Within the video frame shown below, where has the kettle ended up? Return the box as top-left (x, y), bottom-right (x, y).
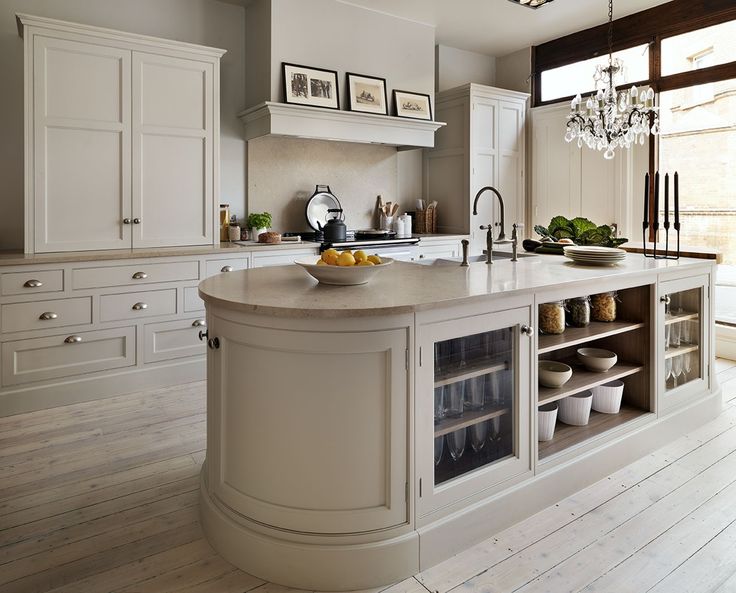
top-left (318, 208), bottom-right (347, 242)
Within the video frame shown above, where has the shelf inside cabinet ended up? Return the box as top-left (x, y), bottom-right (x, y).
top-left (664, 344), bottom-right (699, 359)
top-left (665, 311), bottom-right (698, 326)
top-left (435, 360), bottom-right (507, 387)
top-left (434, 406), bottom-right (510, 438)
top-left (538, 362), bottom-right (644, 405)
top-left (538, 405), bottom-right (653, 460)
top-left (537, 321), bottom-right (645, 354)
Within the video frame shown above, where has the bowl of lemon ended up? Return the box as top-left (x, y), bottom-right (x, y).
top-left (295, 249), bottom-right (393, 286)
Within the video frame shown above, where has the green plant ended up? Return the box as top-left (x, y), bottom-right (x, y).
top-left (247, 212), bottom-right (272, 230)
top-left (534, 216), bottom-right (628, 247)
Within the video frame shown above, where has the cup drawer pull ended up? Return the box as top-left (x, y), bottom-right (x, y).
top-left (64, 335), bottom-right (82, 344)
top-left (24, 279), bottom-right (43, 288)
top-left (132, 302), bottom-right (148, 311)
top-left (39, 312), bottom-right (58, 320)
top-left (192, 319), bottom-right (206, 327)
top-left (221, 265), bottom-right (234, 273)
top-left (132, 272), bottom-right (148, 280)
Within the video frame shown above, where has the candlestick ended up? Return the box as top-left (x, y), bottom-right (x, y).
top-left (664, 173), bottom-right (670, 228)
top-left (643, 172), bottom-right (649, 229)
top-left (674, 171), bottom-right (680, 226)
top-left (653, 171), bottom-right (659, 231)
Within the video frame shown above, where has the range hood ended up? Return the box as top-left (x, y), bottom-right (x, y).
top-left (238, 101), bottom-right (446, 149)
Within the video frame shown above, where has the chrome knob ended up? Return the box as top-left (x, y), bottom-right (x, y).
top-left (133, 218), bottom-right (141, 224)
top-left (198, 330), bottom-right (208, 341)
top-left (64, 335), bottom-right (82, 344)
top-left (24, 279), bottom-right (43, 288)
top-left (208, 337), bottom-right (220, 350)
top-left (520, 324), bottom-right (534, 336)
top-left (192, 319), bottom-right (206, 328)
top-left (221, 265), bottom-right (234, 273)
top-left (123, 218), bottom-right (131, 224)
top-left (132, 302), bottom-right (148, 311)
top-left (132, 272), bottom-right (148, 280)
top-left (39, 312), bottom-right (58, 320)
top-left (660, 295), bottom-right (671, 305)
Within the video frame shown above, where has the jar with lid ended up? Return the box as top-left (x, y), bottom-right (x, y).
top-left (591, 291), bottom-right (617, 322)
top-left (539, 301), bottom-right (566, 335)
top-left (566, 296), bottom-right (591, 328)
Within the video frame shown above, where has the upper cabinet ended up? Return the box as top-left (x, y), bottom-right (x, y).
top-left (424, 84), bottom-right (528, 255)
top-left (18, 14), bottom-right (225, 253)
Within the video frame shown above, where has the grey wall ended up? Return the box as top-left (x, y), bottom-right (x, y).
top-left (435, 44), bottom-right (496, 92)
top-left (496, 47), bottom-right (532, 94)
top-left (0, 0), bottom-right (246, 250)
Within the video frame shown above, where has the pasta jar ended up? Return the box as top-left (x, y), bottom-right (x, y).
top-left (591, 291), bottom-right (617, 322)
top-left (566, 296), bottom-right (591, 327)
top-left (539, 301), bottom-right (566, 335)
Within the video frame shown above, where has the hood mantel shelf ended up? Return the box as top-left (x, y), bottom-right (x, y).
top-left (238, 102), bottom-right (445, 149)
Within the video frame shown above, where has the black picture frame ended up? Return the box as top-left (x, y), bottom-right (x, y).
top-left (282, 62), bottom-right (339, 110)
top-left (346, 72), bottom-right (388, 115)
top-left (392, 89), bottom-right (433, 121)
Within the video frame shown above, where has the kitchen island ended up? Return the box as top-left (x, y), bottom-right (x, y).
top-left (198, 254), bottom-right (719, 590)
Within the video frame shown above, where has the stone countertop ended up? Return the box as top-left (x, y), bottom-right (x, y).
top-left (198, 253), bottom-right (714, 319)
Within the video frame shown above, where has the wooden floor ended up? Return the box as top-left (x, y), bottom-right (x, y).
top-left (2, 364), bottom-right (736, 593)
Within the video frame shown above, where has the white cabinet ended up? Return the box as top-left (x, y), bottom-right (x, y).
top-left (424, 84), bottom-right (528, 256)
top-left (19, 14), bottom-right (225, 253)
top-left (416, 240), bottom-right (462, 261)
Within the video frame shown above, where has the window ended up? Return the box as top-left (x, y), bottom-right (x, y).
top-left (661, 18), bottom-right (736, 76)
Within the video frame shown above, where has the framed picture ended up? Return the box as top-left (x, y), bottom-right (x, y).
top-left (346, 72), bottom-right (388, 115)
top-left (393, 90), bottom-right (433, 121)
top-left (282, 62), bottom-right (339, 110)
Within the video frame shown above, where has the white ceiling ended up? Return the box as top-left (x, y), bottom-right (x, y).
top-left (339, 0), bottom-right (672, 57)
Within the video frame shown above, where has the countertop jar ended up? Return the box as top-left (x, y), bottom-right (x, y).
top-left (539, 301), bottom-right (566, 335)
top-left (591, 291), bottom-right (617, 322)
top-left (567, 296), bottom-right (591, 327)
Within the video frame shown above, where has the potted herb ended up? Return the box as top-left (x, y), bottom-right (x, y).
top-left (247, 212), bottom-right (272, 240)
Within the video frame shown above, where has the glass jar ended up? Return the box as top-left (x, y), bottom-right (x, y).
top-left (539, 301), bottom-right (566, 335)
top-left (566, 296), bottom-right (591, 327)
top-left (591, 291), bottom-right (617, 322)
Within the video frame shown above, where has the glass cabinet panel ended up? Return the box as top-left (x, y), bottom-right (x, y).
top-left (663, 286), bottom-right (703, 393)
top-left (433, 327), bottom-right (515, 486)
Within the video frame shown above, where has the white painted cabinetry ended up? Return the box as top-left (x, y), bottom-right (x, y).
top-left (19, 14), bottom-right (225, 253)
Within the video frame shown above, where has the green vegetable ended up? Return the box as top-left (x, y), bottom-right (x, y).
top-left (247, 212), bottom-right (272, 230)
top-left (535, 216), bottom-right (627, 248)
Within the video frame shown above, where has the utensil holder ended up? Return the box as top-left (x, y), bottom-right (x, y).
top-left (538, 402), bottom-right (558, 441)
top-left (558, 390), bottom-right (593, 426)
top-left (591, 380), bottom-right (624, 414)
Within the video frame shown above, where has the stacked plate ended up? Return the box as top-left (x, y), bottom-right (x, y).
top-left (563, 245), bottom-right (627, 266)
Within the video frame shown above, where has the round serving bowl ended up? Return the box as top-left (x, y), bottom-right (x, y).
top-left (577, 347), bottom-right (617, 372)
top-left (295, 257), bottom-right (393, 286)
top-left (538, 402), bottom-right (559, 441)
top-left (558, 390), bottom-right (593, 426)
top-left (591, 379), bottom-right (625, 414)
top-left (538, 360), bottom-right (573, 389)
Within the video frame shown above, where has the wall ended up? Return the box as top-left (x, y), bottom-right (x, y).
top-left (0, 0), bottom-right (246, 250)
top-left (435, 45), bottom-right (495, 92)
top-left (496, 47), bottom-right (531, 94)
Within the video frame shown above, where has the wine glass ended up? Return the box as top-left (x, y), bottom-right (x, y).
top-left (446, 381), bottom-right (465, 418)
top-left (665, 357), bottom-right (673, 390)
top-left (434, 435), bottom-right (444, 466)
top-left (434, 386), bottom-right (446, 424)
top-left (670, 322), bottom-right (681, 349)
top-left (665, 324), bottom-right (671, 351)
top-left (447, 428), bottom-right (466, 462)
top-left (684, 352), bottom-right (693, 381)
top-left (469, 420), bottom-right (489, 453)
top-left (485, 371), bottom-right (501, 409)
top-left (681, 319), bottom-right (691, 345)
top-left (465, 375), bottom-right (486, 410)
top-left (673, 354), bottom-right (684, 388)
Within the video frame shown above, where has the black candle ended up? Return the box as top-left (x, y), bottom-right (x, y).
top-left (664, 173), bottom-right (670, 228)
top-left (653, 171), bottom-right (660, 231)
top-left (643, 172), bottom-right (649, 229)
top-left (674, 171), bottom-right (680, 226)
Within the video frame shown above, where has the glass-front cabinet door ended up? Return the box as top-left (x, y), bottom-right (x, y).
top-left (416, 306), bottom-right (532, 519)
top-left (658, 274), bottom-right (710, 412)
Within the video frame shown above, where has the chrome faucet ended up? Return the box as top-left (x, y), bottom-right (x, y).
top-left (472, 186), bottom-right (513, 264)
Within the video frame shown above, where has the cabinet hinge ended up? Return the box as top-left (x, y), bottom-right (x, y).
top-left (419, 478), bottom-right (423, 498)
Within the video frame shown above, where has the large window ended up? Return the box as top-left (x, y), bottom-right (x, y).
top-left (661, 19), bottom-right (736, 76)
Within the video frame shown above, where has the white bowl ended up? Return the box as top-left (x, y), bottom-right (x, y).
top-left (295, 257), bottom-right (393, 286)
top-left (538, 402), bottom-right (558, 441)
top-left (577, 347), bottom-right (617, 372)
top-left (538, 360), bottom-right (573, 389)
top-left (591, 380), bottom-right (624, 414)
top-left (558, 390), bottom-right (593, 426)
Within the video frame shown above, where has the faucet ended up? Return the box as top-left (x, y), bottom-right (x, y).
top-left (472, 186), bottom-right (514, 264)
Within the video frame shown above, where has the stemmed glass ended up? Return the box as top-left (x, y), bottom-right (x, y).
top-left (665, 324), bottom-right (671, 351)
top-left (469, 420), bottom-right (489, 453)
top-left (673, 354), bottom-right (684, 388)
top-left (670, 322), bottom-right (681, 349)
top-left (665, 357), bottom-right (673, 390)
top-left (434, 386), bottom-right (446, 424)
top-left (465, 375), bottom-right (486, 410)
top-left (434, 435), bottom-right (444, 466)
top-left (681, 319), bottom-right (692, 345)
top-left (447, 428), bottom-right (466, 462)
top-left (684, 352), bottom-right (693, 382)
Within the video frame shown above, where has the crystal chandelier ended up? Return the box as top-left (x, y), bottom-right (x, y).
top-left (508, 0), bottom-right (554, 8)
top-left (564, 0), bottom-right (659, 159)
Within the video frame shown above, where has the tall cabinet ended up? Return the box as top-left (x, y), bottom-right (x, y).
top-left (19, 14), bottom-right (224, 253)
top-left (424, 84), bottom-right (528, 255)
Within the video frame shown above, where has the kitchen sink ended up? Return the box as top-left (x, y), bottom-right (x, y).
top-left (413, 251), bottom-right (537, 266)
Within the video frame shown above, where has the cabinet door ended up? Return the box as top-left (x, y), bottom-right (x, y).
top-left (132, 53), bottom-right (214, 248)
top-left (658, 274), bottom-right (711, 413)
top-left (469, 98), bottom-right (498, 255)
top-left (498, 100), bottom-right (526, 234)
top-left (33, 36), bottom-right (131, 252)
top-left (416, 307), bottom-right (532, 518)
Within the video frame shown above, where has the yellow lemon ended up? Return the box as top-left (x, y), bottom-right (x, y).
top-left (357, 260), bottom-right (375, 266)
top-left (337, 252), bottom-right (356, 267)
top-left (341, 249), bottom-right (353, 256)
top-left (367, 254), bottom-right (382, 265)
top-left (316, 259), bottom-right (328, 266)
top-left (321, 250), bottom-right (339, 265)
top-left (354, 250), bottom-right (368, 263)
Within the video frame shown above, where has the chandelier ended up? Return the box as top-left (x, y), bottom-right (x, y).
top-left (507, 0), bottom-right (553, 8)
top-left (564, 0), bottom-right (659, 159)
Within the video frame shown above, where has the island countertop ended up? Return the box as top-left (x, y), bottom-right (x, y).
top-left (198, 254), bottom-right (714, 318)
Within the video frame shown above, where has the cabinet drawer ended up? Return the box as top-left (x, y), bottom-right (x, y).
top-left (204, 258), bottom-right (249, 278)
top-left (1, 297), bottom-right (91, 334)
top-left (100, 289), bottom-right (176, 322)
top-left (72, 261), bottom-right (199, 289)
top-left (1, 270), bottom-right (64, 296)
top-left (2, 326), bottom-right (136, 386)
top-left (144, 317), bottom-right (206, 363)
top-left (183, 287), bottom-right (204, 312)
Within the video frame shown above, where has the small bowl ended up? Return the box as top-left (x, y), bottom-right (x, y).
top-left (538, 402), bottom-right (559, 441)
top-left (591, 380), bottom-right (624, 414)
top-left (538, 360), bottom-right (573, 388)
top-left (295, 257), bottom-right (393, 286)
top-left (577, 347), bottom-right (617, 372)
top-left (558, 390), bottom-right (593, 426)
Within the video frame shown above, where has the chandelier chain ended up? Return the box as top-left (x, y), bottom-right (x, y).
top-left (607, 0), bottom-right (614, 62)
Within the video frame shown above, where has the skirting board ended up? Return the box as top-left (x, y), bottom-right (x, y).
top-left (715, 323), bottom-right (736, 361)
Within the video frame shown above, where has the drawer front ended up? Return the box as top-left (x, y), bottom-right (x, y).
top-left (1, 270), bottom-right (64, 296)
top-left (72, 261), bottom-right (199, 289)
top-left (100, 289), bottom-right (177, 322)
top-left (183, 286), bottom-right (204, 312)
top-left (144, 317), bottom-right (206, 363)
top-left (1, 297), bottom-right (92, 334)
top-left (252, 249), bottom-right (317, 268)
top-left (204, 258), bottom-right (249, 278)
top-left (2, 326), bottom-right (136, 386)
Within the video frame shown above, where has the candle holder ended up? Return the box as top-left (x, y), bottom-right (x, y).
top-left (642, 170), bottom-right (680, 260)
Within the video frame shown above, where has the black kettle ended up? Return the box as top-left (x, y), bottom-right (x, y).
top-left (318, 209), bottom-right (347, 242)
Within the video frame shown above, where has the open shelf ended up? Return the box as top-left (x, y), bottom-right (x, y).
top-left (435, 360), bottom-right (507, 387)
top-left (665, 311), bottom-right (698, 326)
top-left (538, 405), bottom-right (653, 460)
top-left (434, 406), bottom-right (510, 437)
top-left (537, 320), bottom-right (645, 354)
top-left (664, 344), bottom-right (699, 359)
top-left (538, 362), bottom-right (644, 405)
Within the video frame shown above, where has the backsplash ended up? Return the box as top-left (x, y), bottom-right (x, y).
top-left (246, 137), bottom-right (399, 233)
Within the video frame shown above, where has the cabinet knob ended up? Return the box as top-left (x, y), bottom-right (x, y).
top-left (123, 218), bottom-right (131, 225)
top-left (198, 329), bottom-right (208, 341)
top-left (133, 218), bottom-right (141, 224)
top-left (520, 324), bottom-right (534, 336)
top-left (132, 302), bottom-right (148, 311)
top-left (24, 279), bottom-right (43, 288)
top-left (192, 319), bottom-right (206, 328)
top-left (208, 337), bottom-right (220, 350)
top-left (132, 272), bottom-right (148, 280)
top-left (221, 265), bottom-right (234, 273)
top-left (39, 312), bottom-right (58, 320)
top-left (64, 335), bottom-right (82, 344)
top-left (660, 295), bottom-right (671, 305)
